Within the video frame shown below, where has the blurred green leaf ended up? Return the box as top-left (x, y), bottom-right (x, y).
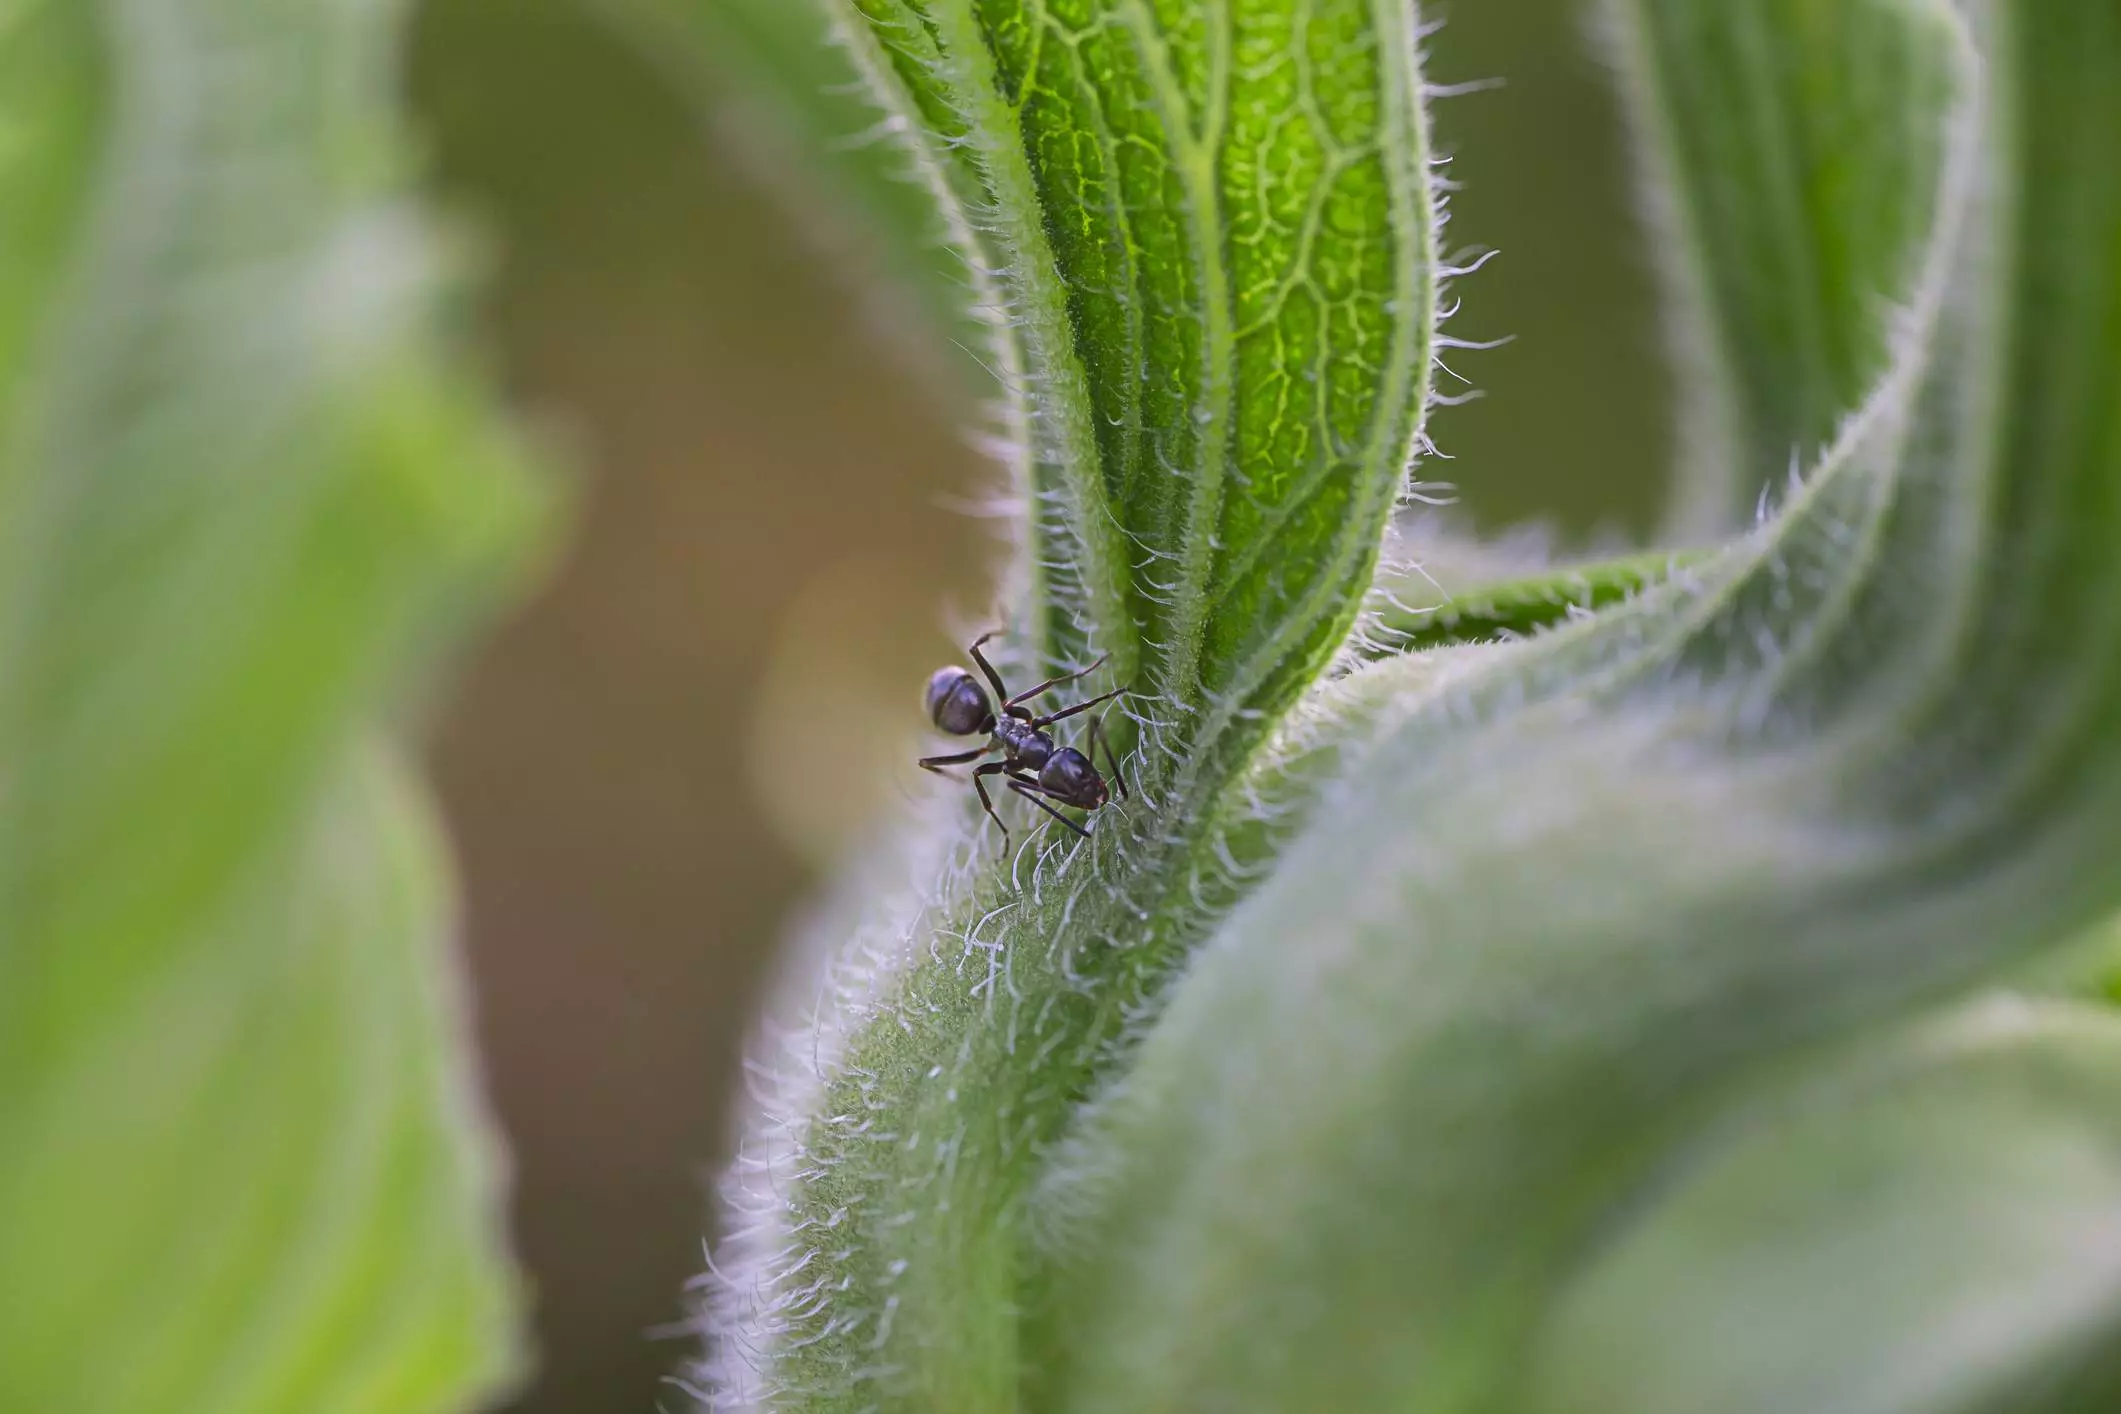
top-left (2007, 909), bottom-right (2121, 1003)
top-left (0, 0), bottom-right (543, 1410)
top-left (587, 0), bottom-right (981, 356)
top-left (1608, 0), bottom-right (1961, 536)
top-left (1527, 998), bottom-right (2121, 1414)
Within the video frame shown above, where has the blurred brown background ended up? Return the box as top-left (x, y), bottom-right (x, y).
top-left (404, 2), bottom-right (1668, 1410)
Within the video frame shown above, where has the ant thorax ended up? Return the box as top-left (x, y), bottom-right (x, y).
top-left (993, 715), bottom-right (1052, 770)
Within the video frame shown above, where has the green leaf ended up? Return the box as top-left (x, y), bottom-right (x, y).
top-left (830, 0), bottom-right (1438, 771)
top-left (693, 1), bottom-right (1443, 1405)
top-left (1, 753), bottom-right (520, 1413)
top-left (1607, 0), bottom-right (1962, 536)
top-left (698, 0), bottom-right (2121, 1408)
top-left (1364, 539), bottom-right (1706, 654)
top-left (1030, 0), bottom-right (2121, 1407)
top-left (2007, 909), bottom-right (2121, 1003)
top-left (0, 0), bottom-right (542, 1409)
top-left (1527, 998), bottom-right (2121, 1414)
top-left (585, 0), bottom-right (983, 360)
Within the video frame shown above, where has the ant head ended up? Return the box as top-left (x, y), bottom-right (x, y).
top-left (1039, 747), bottom-right (1107, 809)
top-left (925, 666), bottom-right (995, 736)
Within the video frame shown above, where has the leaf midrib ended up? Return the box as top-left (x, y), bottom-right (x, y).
top-left (1110, 0), bottom-right (1235, 713)
top-left (927, 0), bottom-right (1140, 687)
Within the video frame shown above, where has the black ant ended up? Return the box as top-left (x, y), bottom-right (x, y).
top-left (919, 631), bottom-right (1128, 843)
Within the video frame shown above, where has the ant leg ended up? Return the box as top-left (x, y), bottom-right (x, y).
top-left (1088, 710), bottom-right (1128, 801)
top-left (1003, 769), bottom-right (1103, 836)
top-left (1002, 653), bottom-right (1110, 711)
top-left (966, 630), bottom-right (1012, 704)
top-left (971, 761), bottom-right (1012, 844)
top-left (1007, 780), bottom-right (1092, 839)
top-left (1027, 684), bottom-right (1129, 730)
top-left (919, 745), bottom-right (993, 773)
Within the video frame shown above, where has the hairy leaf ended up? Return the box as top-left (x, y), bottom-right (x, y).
top-left (694, 2), bottom-right (1444, 1405)
top-left (1528, 998), bottom-right (2121, 1414)
top-left (1608, 0), bottom-right (1961, 535)
top-left (695, 0), bottom-right (2121, 1409)
top-left (1033, 0), bottom-right (2121, 1407)
top-left (831, 0), bottom-right (1438, 771)
top-left (0, 0), bottom-right (541, 1409)
top-left (1364, 543), bottom-right (1705, 654)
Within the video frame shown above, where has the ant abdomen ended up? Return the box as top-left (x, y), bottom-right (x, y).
top-left (1039, 747), bottom-right (1107, 810)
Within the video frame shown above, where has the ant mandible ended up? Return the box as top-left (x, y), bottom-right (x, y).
top-left (919, 630), bottom-right (1128, 843)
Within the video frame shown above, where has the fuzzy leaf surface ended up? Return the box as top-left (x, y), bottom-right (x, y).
top-left (0, 1), bottom-right (541, 1409)
top-left (1611, 0), bottom-right (1962, 534)
top-left (1365, 545), bottom-right (1703, 654)
top-left (832, 0), bottom-right (1437, 764)
top-left (1528, 999), bottom-right (2121, 1414)
top-left (1032, 1), bottom-right (2121, 1408)
top-left (696, 1), bottom-right (1444, 1406)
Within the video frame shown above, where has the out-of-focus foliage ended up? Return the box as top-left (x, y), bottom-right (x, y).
top-left (1610, 0), bottom-right (1959, 537)
top-left (1527, 998), bottom-right (2121, 1414)
top-left (591, 0), bottom-right (982, 360)
top-left (0, 1), bottom-right (545, 1411)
